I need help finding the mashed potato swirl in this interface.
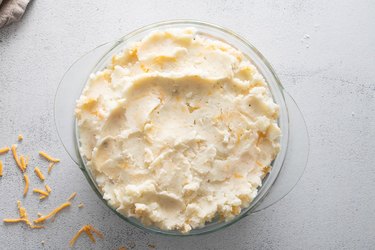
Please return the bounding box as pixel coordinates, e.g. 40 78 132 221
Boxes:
76 28 281 233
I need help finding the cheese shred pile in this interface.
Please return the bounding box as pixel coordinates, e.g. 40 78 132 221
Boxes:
1 135 95 247
3 201 43 229
69 224 104 247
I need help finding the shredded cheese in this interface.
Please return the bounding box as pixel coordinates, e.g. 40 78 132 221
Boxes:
17 201 26 218
20 156 26 170
34 167 45 181
85 228 96 243
18 201 44 229
0 146 10 154
47 162 55 174
67 192 77 201
27 222 44 229
3 218 28 223
78 203 84 208
45 184 52 193
233 172 243 178
23 174 29 196
263 166 271 174
20 155 28 171
11 145 24 172
18 134 23 141
0 160 3 177
69 224 103 247
39 151 60 163
36 185 51 200
34 202 71 224
256 161 271 174
255 160 264 167
3 201 43 229
88 226 103 239
69 227 85 247
32 225 45 229
256 132 266 146
33 189 49 196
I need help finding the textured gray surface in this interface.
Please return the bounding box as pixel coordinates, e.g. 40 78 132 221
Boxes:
0 0 374 249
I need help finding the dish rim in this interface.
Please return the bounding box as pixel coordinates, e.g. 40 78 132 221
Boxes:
74 19 290 236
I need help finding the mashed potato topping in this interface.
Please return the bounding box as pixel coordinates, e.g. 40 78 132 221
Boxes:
75 28 281 233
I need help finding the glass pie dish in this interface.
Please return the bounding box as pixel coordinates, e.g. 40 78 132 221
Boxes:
54 20 309 236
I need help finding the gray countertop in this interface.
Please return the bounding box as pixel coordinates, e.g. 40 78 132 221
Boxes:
0 0 374 249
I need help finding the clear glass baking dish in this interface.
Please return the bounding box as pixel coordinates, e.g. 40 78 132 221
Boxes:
54 20 309 236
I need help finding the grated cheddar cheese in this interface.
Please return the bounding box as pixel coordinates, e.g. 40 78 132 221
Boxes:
11 145 24 172
17 201 44 229
3 201 43 229
20 156 26 169
3 218 27 223
23 174 29 196
69 224 103 247
67 192 77 201
45 184 52 193
47 162 55 174
34 202 71 224
34 167 45 181
39 151 60 163
20 155 27 171
33 189 49 197
0 146 10 154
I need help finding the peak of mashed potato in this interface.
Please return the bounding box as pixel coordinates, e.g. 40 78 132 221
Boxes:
75 28 281 233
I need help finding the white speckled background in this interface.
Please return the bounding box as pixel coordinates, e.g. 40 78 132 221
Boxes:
0 0 374 249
